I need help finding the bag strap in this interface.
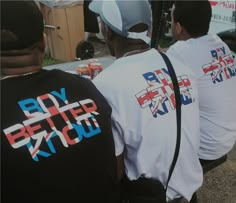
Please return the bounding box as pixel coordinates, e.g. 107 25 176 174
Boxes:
159 52 182 191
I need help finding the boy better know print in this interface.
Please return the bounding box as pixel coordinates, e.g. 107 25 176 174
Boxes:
136 68 193 118
3 88 101 161
202 46 235 83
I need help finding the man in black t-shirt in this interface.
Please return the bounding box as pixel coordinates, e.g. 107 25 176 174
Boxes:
0 1 119 202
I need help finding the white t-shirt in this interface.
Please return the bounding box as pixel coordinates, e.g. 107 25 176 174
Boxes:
167 34 236 160
93 49 203 201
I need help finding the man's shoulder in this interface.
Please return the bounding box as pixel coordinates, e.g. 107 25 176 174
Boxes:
43 69 93 85
93 60 124 85
168 35 217 51
44 69 78 78
167 40 193 55
42 69 105 97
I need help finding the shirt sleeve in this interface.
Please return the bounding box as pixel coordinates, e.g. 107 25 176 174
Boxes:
93 76 126 156
110 107 126 156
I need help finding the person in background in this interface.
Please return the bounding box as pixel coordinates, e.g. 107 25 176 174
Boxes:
83 0 104 42
83 0 99 38
0 1 120 202
89 0 203 202
167 0 236 166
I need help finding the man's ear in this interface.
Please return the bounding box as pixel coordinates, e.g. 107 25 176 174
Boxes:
43 33 47 50
175 22 183 35
176 22 190 40
38 33 47 52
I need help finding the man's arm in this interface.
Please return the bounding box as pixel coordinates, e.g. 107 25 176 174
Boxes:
116 153 124 180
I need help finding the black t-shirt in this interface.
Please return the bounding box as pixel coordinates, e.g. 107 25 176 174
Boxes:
1 69 120 203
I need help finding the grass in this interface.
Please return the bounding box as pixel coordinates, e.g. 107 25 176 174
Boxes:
158 36 175 48
42 37 174 66
43 54 64 66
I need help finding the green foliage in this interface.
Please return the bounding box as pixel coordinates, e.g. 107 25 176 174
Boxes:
159 36 174 48
42 54 64 66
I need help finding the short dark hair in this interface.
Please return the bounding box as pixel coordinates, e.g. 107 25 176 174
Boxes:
173 0 212 37
1 1 44 50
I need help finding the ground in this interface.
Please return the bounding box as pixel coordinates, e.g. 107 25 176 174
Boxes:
197 145 236 203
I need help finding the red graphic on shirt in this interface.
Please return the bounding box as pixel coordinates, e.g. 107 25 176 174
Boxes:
202 46 235 83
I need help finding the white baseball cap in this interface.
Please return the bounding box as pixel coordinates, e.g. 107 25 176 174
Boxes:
89 0 152 44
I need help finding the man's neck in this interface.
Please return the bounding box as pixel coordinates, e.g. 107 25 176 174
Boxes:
1 46 44 76
178 32 206 41
1 66 42 77
115 40 150 59
178 33 191 41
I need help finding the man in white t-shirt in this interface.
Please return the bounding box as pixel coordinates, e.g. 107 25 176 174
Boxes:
167 1 236 164
89 0 203 201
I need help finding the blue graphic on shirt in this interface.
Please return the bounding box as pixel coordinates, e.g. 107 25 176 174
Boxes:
135 68 193 117
3 88 101 161
202 46 235 83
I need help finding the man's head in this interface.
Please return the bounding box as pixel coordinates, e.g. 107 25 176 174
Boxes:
171 0 212 40
1 0 44 51
89 0 152 57
1 1 46 74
